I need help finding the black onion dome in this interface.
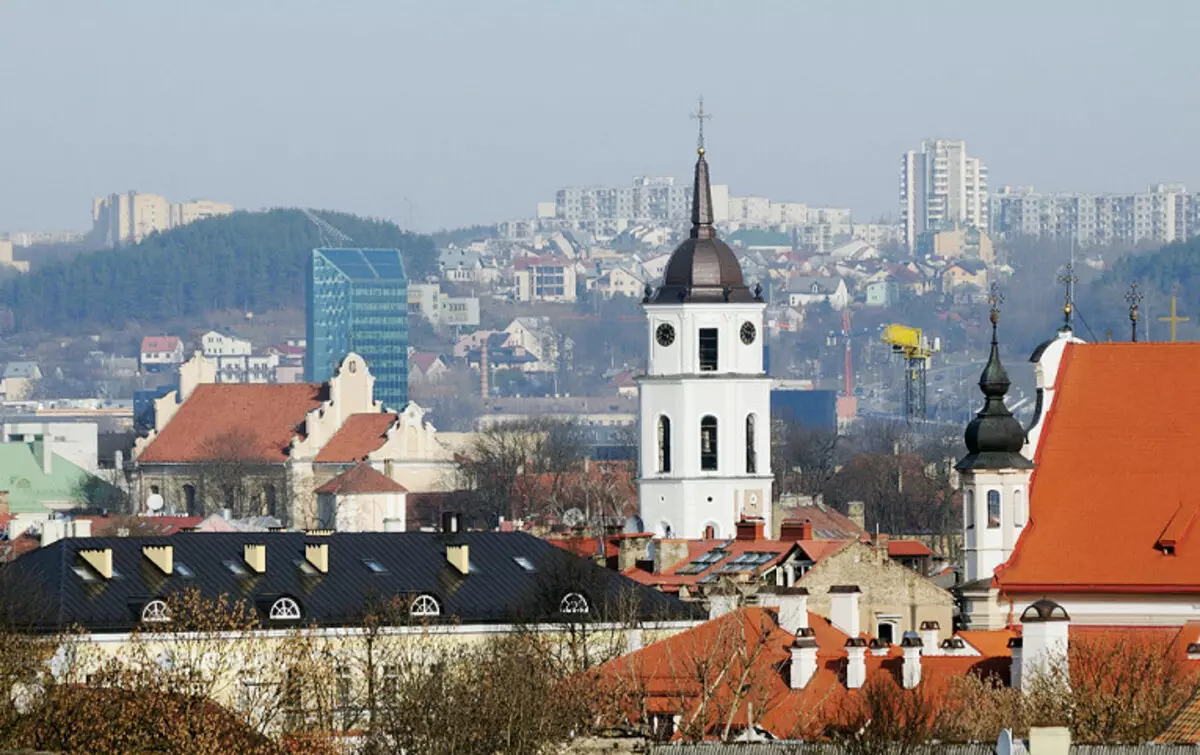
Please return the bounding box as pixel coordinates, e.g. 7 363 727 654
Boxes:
956 312 1033 471
650 148 756 304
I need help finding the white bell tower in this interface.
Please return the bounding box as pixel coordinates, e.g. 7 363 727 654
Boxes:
638 129 773 540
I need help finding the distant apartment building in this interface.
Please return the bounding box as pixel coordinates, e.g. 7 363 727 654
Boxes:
306 248 408 410
989 183 1193 248
727 198 852 253
139 336 185 371
553 176 729 232
900 139 988 252
92 192 234 247
407 282 481 328
2 231 86 247
0 241 29 274
200 331 252 358
514 256 577 303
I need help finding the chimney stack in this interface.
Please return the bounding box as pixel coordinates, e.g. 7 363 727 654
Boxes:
847 501 865 531
80 547 113 580
446 541 470 575
1020 599 1070 692
789 629 819 689
845 637 867 689
779 519 814 541
919 620 940 652
1008 636 1023 690
829 585 861 637
244 543 266 574
736 518 765 541
305 542 329 574
901 634 923 689
441 511 461 534
480 340 490 399
142 544 174 575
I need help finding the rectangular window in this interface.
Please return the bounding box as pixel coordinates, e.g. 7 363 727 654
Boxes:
698 328 718 371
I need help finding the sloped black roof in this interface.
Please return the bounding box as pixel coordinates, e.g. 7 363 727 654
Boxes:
4 531 703 633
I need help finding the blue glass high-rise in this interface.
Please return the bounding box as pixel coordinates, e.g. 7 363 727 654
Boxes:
305 248 408 409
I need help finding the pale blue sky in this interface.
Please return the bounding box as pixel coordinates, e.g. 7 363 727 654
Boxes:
1 1 1198 232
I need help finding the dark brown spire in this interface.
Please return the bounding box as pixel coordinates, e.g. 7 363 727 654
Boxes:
690 149 715 240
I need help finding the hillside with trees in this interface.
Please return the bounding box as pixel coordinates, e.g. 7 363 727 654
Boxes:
0 209 436 335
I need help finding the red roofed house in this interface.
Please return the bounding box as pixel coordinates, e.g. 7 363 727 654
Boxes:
133 353 459 527
408 352 448 384
955 316 1200 632
139 335 184 371
315 461 408 532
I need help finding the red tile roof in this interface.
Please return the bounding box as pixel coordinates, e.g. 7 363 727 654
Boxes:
81 515 205 537
888 540 935 557
313 413 397 463
780 503 867 540
138 383 326 463
999 343 1200 594
140 335 181 353
548 536 619 560
314 462 407 495
410 352 443 374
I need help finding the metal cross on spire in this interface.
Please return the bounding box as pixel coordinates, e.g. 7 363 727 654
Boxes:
1125 281 1144 342
1056 263 1078 330
691 96 711 154
987 282 1003 336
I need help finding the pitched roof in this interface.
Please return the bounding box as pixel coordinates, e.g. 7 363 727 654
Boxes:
0 442 96 514
888 540 935 558
8 531 704 633
314 462 407 495
781 502 867 540
140 336 181 353
312 413 396 463
138 383 326 464
409 352 444 374
999 343 1200 594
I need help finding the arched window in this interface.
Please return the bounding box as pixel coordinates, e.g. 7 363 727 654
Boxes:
410 594 441 617
1014 489 1025 527
269 597 302 621
141 599 171 624
965 490 975 529
657 416 671 473
745 414 757 474
700 416 718 471
182 484 197 516
560 592 590 615
265 485 277 518
987 490 1001 528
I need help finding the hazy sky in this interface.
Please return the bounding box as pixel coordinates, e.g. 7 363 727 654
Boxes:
2 1 1199 233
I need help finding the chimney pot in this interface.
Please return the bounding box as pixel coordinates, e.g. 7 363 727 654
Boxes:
789 637 819 689
736 517 765 541
780 518 814 541
441 511 461 534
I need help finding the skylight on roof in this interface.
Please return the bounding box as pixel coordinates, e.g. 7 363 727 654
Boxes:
71 566 98 583
364 559 388 574
513 556 536 572
224 560 250 577
294 559 320 577
174 563 195 579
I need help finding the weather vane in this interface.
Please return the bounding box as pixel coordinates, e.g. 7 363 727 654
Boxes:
987 282 1003 325
1056 263 1078 330
1125 281 1144 342
691 96 711 154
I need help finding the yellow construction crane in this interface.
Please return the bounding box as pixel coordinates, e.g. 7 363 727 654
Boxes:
881 324 939 422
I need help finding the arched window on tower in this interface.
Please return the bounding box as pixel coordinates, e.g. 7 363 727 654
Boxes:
965 490 975 529
745 414 757 474
1014 489 1025 527
657 416 672 473
700 416 718 471
987 490 1001 528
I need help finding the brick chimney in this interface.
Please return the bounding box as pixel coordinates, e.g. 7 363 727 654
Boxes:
780 519 813 541
736 518 765 541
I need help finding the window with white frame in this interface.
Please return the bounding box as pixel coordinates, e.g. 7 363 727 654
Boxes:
559 592 589 615
269 596 302 621
409 594 441 617
141 599 171 623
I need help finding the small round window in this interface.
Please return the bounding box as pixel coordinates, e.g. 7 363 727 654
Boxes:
269 596 302 621
559 592 590 615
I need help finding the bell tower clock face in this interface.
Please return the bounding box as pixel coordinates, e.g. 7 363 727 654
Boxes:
740 321 757 345
656 323 676 347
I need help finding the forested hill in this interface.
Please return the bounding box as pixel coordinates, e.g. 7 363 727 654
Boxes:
1082 236 1200 341
0 209 436 334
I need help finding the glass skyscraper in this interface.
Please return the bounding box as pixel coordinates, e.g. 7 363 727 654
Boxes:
306 248 409 409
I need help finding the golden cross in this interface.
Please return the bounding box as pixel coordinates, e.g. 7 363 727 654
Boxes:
1158 295 1189 343
1056 263 1077 329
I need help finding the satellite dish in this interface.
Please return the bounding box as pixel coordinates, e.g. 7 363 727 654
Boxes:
562 508 585 528
146 493 164 513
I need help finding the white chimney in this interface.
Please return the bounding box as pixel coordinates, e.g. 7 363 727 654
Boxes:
901 635 923 689
829 585 861 638
760 586 808 635
789 630 818 689
1008 636 1023 690
1020 599 1070 693
708 592 739 620
1029 726 1071 755
845 638 867 689
919 620 940 652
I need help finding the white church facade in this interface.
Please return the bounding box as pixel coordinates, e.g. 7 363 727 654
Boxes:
637 143 773 540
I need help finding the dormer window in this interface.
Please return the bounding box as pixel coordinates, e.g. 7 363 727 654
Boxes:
141 599 171 624
559 592 589 615
410 594 441 617
269 597 302 621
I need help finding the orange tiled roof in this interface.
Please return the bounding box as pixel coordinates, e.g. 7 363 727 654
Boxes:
313 413 397 463
888 540 935 557
139 383 326 463
1000 343 1200 594
314 462 407 495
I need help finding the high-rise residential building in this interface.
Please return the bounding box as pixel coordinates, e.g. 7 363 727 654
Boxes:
553 176 730 233
306 248 409 410
91 192 234 247
900 139 988 252
990 184 1192 248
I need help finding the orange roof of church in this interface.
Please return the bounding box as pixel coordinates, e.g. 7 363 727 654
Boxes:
999 343 1200 594
313 413 397 463
138 383 326 463
314 462 408 495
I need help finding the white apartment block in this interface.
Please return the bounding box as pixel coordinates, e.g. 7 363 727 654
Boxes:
92 191 234 247
553 177 730 232
900 139 988 252
200 331 252 358
727 198 853 253
990 184 1195 248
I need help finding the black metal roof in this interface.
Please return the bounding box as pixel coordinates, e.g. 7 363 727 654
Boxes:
957 313 1033 471
4 531 704 633
648 148 758 305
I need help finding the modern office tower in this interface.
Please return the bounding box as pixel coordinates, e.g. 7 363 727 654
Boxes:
306 248 409 410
